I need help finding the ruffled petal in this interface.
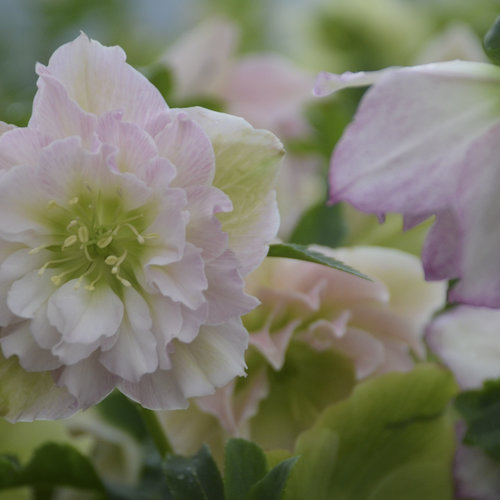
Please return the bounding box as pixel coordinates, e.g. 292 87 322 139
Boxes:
35 33 167 126
46 280 123 344
54 353 118 409
155 111 216 188
99 287 157 382
1 320 62 371
204 250 259 324
182 107 283 274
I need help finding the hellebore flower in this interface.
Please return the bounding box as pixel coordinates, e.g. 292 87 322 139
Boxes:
0 34 283 421
160 246 446 456
315 61 500 307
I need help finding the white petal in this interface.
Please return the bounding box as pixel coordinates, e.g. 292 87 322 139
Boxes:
427 306 500 389
55 353 118 409
8 270 55 319
47 280 123 344
1 321 61 370
35 33 167 126
99 288 157 382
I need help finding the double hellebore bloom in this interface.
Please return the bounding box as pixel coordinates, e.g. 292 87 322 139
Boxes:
0 34 283 421
315 61 500 307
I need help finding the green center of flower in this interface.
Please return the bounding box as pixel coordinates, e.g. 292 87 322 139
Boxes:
32 191 157 293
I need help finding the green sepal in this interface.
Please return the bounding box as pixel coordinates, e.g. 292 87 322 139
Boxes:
484 15 500 64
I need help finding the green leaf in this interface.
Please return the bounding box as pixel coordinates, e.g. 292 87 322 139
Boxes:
455 378 500 461
267 243 370 280
224 439 267 500
484 15 500 64
164 445 224 500
0 443 104 493
285 364 458 500
246 456 299 500
250 342 355 451
289 201 346 248
96 391 149 443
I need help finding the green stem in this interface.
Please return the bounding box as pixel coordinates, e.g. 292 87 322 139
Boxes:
137 405 174 457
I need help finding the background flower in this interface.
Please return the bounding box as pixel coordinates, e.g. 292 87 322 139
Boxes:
160 246 447 457
0 33 283 421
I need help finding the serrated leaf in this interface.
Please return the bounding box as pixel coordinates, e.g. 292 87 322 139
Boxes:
285 364 458 500
289 201 346 248
245 456 299 500
0 443 104 492
267 243 370 280
224 439 267 500
455 378 500 461
164 445 224 500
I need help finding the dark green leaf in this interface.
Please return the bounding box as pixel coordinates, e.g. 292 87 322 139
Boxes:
267 243 370 280
484 15 500 64
97 391 149 442
246 456 299 500
289 201 346 248
224 439 268 500
0 443 104 492
164 445 224 500
455 378 500 461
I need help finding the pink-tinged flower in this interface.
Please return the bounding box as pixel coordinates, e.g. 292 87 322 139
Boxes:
315 61 500 307
160 246 446 455
0 34 283 421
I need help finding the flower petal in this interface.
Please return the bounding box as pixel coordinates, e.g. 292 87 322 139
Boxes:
47 280 124 344
99 288 157 382
0 352 77 422
35 33 167 126
155 111 216 188
328 61 500 215
182 107 283 274
427 305 500 389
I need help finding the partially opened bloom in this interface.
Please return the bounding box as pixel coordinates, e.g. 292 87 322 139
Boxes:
316 61 500 307
161 246 446 455
0 34 283 421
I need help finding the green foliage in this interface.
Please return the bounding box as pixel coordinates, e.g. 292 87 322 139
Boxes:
250 343 355 451
267 243 370 280
164 445 224 500
285 364 458 500
289 200 346 247
0 443 105 497
455 378 500 461
224 439 267 500
484 15 500 64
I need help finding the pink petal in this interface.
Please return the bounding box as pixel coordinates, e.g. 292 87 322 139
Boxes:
329 62 500 216
35 33 167 126
154 111 216 188
203 249 259 324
